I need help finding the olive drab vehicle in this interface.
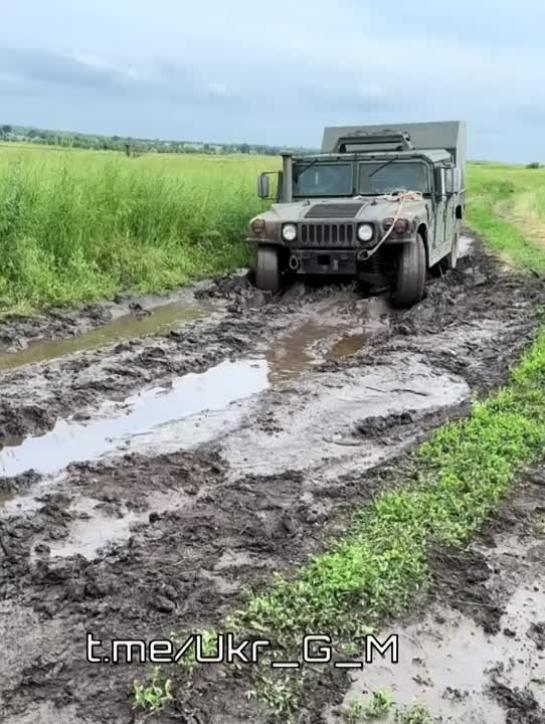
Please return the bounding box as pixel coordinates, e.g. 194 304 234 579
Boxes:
247 121 466 306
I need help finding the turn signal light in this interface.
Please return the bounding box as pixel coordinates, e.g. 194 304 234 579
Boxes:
394 218 410 234
251 218 266 235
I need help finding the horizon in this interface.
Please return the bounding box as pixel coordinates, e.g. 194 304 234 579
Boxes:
2 122 543 165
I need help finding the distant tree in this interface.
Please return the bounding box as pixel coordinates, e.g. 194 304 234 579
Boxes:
239 143 250 154
1 124 12 137
527 162 541 169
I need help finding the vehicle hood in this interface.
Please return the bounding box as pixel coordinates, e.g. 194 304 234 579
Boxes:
258 196 428 225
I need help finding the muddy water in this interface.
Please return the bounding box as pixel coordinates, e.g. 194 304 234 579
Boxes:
332 530 545 723
0 299 213 371
333 583 545 723
265 320 365 384
0 359 269 478
0 301 382 481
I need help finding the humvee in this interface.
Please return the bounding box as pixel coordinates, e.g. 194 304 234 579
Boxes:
247 121 466 306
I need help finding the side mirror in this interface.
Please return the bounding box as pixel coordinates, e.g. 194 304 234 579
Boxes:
434 167 446 197
257 173 270 199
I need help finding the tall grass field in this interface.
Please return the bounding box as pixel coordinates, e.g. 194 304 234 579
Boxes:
0 143 275 312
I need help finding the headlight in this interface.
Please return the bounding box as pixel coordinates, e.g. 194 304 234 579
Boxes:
251 218 266 235
357 224 374 242
282 224 297 242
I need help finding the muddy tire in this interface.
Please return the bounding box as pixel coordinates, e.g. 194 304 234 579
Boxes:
255 246 281 293
392 234 426 307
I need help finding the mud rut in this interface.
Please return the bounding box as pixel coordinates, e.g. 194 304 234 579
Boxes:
0 236 544 723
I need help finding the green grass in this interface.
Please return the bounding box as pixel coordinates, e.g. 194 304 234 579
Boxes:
0 145 274 312
466 162 545 271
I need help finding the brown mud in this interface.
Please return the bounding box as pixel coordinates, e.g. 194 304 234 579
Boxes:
1 236 545 722
0 282 227 354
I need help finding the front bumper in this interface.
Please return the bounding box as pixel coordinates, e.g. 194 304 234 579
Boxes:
289 249 360 275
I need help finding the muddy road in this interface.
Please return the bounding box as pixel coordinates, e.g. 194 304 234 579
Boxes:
1 235 545 723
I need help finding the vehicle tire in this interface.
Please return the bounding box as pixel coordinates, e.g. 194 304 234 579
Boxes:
255 246 281 293
392 234 426 307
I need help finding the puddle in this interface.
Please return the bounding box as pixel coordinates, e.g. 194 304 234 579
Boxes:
265 319 360 384
40 489 198 559
0 300 213 371
333 535 545 724
263 298 387 385
0 359 269 479
46 497 144 559
327 333 366 360
0 304 384 482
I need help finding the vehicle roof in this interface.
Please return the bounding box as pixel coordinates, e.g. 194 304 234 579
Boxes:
321 121 466 165
292 150 452 164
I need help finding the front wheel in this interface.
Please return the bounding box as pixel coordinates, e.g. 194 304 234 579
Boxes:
392 234 426 307
255 246 281 293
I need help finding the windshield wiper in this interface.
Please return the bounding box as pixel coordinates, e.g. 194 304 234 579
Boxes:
368 158 396 178
293 158 319 181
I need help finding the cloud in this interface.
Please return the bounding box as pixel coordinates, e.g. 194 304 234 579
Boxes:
1 1 545 159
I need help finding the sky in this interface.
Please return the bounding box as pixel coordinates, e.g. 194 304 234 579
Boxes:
1 1 544 161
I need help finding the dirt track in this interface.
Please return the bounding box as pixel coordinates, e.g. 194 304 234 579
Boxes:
1 236 545 723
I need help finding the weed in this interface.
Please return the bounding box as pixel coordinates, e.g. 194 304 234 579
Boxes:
394 701 433 723
249 673 303 721
343 697 366 723
133 667 173 711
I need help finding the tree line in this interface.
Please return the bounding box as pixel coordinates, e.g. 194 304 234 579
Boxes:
0 124 308 156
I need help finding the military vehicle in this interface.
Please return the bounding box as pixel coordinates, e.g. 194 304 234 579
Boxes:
247 121 466 306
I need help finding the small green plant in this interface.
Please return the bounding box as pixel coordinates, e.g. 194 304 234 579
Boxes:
249 673 303 721
343 697 366 723
133 667 173 711
343 690 394 722
394 701 433 724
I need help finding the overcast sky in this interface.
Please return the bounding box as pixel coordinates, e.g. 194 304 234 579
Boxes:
1 1 544 161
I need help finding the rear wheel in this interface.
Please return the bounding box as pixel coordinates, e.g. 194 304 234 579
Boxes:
255 246 281 293
392 234 426 307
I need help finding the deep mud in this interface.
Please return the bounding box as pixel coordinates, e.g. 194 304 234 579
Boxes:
1 236 545 723
0 282 227 355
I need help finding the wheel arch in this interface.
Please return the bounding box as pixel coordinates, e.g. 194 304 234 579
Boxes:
417 223 431 268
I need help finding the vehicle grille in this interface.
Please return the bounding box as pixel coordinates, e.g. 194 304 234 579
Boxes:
299 222 357 247
305 203 364 219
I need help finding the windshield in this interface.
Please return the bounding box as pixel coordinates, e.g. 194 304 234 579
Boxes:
358 161 430 195
293 163 352 196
